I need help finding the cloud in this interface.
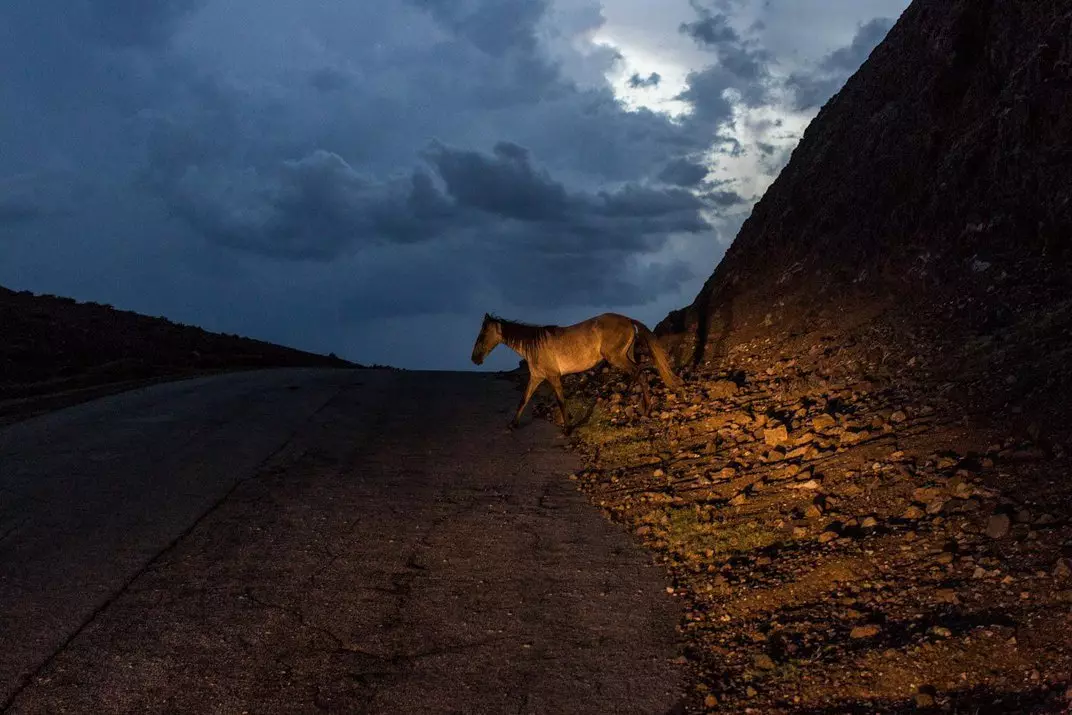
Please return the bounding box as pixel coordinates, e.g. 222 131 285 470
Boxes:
658 158 709 186
0 0 910 368
628 72 662 89
787 17 895 110
424 141 573 222
674 5 774 124
0 172 84 227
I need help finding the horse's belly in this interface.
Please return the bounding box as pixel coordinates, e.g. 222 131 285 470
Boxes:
555 353 599 375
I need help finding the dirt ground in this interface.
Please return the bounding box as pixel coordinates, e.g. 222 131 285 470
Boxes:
528 322 1072 713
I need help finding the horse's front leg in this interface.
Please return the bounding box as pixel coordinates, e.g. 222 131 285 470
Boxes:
547 375 569 432
511 373 543 428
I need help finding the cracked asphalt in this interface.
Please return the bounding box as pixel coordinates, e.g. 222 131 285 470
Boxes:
0 368 683 713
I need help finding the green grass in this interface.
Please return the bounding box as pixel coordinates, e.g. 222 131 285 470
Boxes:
665 510 780 557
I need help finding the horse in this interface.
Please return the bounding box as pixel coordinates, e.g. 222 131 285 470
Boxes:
471 312 684 432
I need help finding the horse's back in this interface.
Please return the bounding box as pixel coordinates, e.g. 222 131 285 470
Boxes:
593 312 637 329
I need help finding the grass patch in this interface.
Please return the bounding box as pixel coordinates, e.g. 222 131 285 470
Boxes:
665 510 781 557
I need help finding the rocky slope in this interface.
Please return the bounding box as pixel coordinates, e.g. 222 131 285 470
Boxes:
538 0 1072 712
0 284 355 417
659 0 1072 442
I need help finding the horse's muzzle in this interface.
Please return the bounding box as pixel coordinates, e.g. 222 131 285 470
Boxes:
472 355 483 365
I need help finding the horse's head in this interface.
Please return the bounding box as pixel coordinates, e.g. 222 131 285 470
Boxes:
471 313 502 365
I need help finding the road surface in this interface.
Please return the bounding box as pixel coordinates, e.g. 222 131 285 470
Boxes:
0 369 683 713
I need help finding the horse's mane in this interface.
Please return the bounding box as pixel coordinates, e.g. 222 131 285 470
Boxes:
491 314 560 353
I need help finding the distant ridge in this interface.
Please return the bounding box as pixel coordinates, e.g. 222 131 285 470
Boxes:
0 284 357 408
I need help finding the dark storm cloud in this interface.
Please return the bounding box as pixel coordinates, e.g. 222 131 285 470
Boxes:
787 17 895 110
154 150 468 260
658 159 709 187
1 0 744 368
0 173 82 227
149 137 713 266
700 188 747 208
628 72 662 89
86 0 205 47
675 5 774 123
409 0 546 58
424 141 573 221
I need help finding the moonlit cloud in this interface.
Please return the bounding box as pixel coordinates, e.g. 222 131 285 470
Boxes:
0 0 908 369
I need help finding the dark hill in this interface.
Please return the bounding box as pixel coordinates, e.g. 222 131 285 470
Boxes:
0 284 355 414
659 0 1072 437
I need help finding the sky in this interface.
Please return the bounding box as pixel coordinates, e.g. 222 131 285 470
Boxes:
0 0 910 370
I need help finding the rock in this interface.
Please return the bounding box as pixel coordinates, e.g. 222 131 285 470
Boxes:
764 425 789 446
860 516 879 528
1054 558 1072 580
812 414 837 431
929 626 952 638
914 689 936 708
703 694 718 708
818 530 839 544
753 654 776 670
707 380 739 399
986 513 1012 539
805 502 824 518
789 479 822 491
934 589 959 604
902 505 926 520
890 410 908 423
850 624 881 639
840 430 869 445
729 492 748 506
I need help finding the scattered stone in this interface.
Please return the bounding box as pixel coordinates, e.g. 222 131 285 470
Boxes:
860 516 879 528
850 624 881 639
986 513 1012 539
934 589 959 604
902 505 926 520
753 654 776 670
707 380 739 399
890 410 908 423
914 685 937 708
764 425 789 446
1054 558 1072 580
840 430 869 445
789 479 822 491
812 414 837 431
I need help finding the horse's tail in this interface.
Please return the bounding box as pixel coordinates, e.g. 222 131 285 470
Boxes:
631 320 684 392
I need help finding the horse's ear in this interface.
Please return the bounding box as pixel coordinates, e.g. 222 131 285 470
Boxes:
484 312 491 321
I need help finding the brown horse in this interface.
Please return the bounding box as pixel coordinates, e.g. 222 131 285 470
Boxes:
471 312 683 431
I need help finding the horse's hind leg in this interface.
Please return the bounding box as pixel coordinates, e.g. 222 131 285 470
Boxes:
606 346 651 417
512 373 543 428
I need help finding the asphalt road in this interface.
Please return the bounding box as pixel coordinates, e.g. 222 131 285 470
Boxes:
0 368 683 714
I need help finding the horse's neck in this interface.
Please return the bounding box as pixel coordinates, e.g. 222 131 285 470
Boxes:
502 334 532 360
500 322 544 360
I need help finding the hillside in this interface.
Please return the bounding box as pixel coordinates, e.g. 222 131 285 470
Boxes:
658 0 1072 438
0 284 354 419
549 1 1072 712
